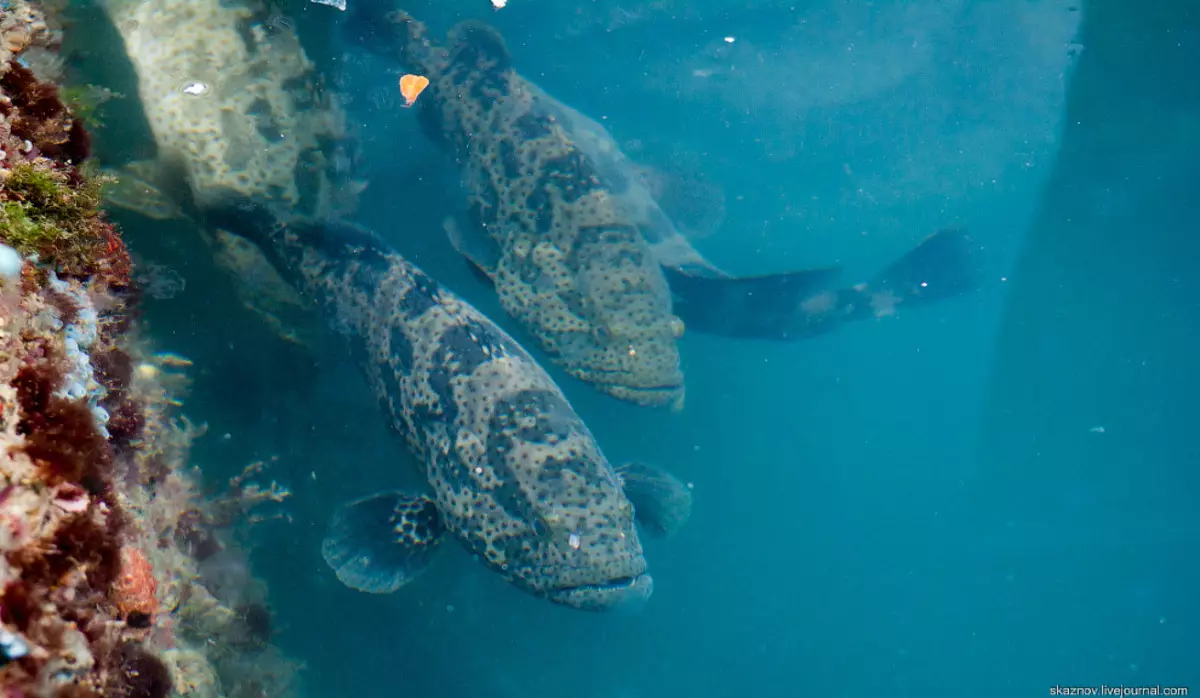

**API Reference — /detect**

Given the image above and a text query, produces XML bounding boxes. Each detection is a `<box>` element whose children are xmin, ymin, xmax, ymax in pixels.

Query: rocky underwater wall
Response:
<box><xmin>0</xmin><ymin>3</ymin><xmax>308</xmax><ymax>697</ymax></box>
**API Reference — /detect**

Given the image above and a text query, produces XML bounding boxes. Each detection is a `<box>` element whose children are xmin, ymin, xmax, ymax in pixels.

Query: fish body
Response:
<box><xmin>351</xmin><ymin>10</ymin><xmax>982</xmax><ymax>353</ymax></box>
<box><xmin>371</xmin><ymin>13</ymin><xmax>686</xmax><ymax>410</ymax></box>
<box><xmin>202</xmin><ymin>199</ymin><xmax>687</xmax><ymax>611</ymax></box>
<box><xmin>513</xmin><ymin>80</ymin><xmax>985</xmax><ymax>341</ymax></box>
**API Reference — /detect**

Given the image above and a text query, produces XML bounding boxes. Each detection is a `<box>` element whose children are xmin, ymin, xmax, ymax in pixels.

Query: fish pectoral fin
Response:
<box><xmin>443</xmin><ymin>214</ymin><xmax>499</xmax><ymax>286</ymax></box>
<box><xmin>321</xmin><ymin>491</ymin><xmax>445</xmax><ymax>594</ymax></box>
<box><xmin>867</xmin><ymin>227</ymin><xmax>981</xmax><ymax>307</ymax></box>
<box><xmin>616</xmin><ymin>462</ymin><xmax>693</xmax><ymax>539</ymax></box>
<box><xmin>662</xmin><ymin>265</ymin><xmax>844</xmax><ymax>340</ymax></box>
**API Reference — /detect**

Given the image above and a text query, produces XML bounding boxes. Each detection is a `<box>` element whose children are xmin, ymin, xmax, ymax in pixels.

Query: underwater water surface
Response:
<box><xmin>66</xmin><ymin>0</ymin><xmax>1200</xmax><ymax>696</ymax></box>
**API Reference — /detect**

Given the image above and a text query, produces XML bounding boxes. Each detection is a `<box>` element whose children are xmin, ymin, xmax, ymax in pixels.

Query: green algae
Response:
<box><xmin>0</xmin><ymin>161</ymin><xmax>116</xmax><ymax>275</ymax></box>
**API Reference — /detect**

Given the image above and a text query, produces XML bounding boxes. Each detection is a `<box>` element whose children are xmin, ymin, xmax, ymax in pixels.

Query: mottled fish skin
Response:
<box><xmin>207</xmin><ymin>203</ymin><xmax>652</xmax><ymax>611</ymax></box>
<box><xmin>384</xmin><ymin>13</ymin><xmax>686</xmax><ymax>410</ymax></box>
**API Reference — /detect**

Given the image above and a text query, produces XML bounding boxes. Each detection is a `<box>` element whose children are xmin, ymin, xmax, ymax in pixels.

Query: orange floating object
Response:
<box><xmin>399</xmin><ymin>73</ymin><xmax>430</xmax><ymax>108</ymax></box>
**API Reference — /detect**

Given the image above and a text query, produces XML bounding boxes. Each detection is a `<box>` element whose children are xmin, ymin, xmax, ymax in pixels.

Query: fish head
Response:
<box><xmin>495</xmin><ymin>222</ymin><xmax>686</xmax><ymax>410</ymax></box>
<box><xmin>445</xmin><ymin>387</ymin><xmax>653</xmax><ymax>611</ymax></box>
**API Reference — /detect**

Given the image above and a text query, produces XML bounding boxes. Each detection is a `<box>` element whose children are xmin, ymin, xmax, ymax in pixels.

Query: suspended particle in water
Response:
<box><xmin>369</xmin><ymin>86</ymin><xmax>395</xmax><ymax>111</ymax></box>
<box><xmin>181</xmin><ymin>81</ymin><xmax>209</xmax><ymax>96</ymax></box>
<box><xmin>491</xmin><ymin>0</ymin><xmax>507</xmax><ymax>8</ymax></box>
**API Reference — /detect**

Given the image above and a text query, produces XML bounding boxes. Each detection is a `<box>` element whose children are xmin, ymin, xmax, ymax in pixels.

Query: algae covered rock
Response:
<box><xmin>0</xmin><ymin>3</ymin><xmax>306</xmax><ymax>696</ymax></box>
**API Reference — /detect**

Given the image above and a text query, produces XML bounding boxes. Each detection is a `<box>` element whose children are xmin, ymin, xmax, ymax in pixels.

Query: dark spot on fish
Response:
<box><xmin>399</xmin><ymin>270</ymin><xmax>441</xmax><ymax>318</ymax></box>
<box><xmin>379</xmin><ymin>355</ymin><xmax>406</xmax><ymax>420</ymax></box>
<box><xmin>514</xmin><ymin>111</ymin><xmax>548</xmax><ymax>141</ymax></box>
<box><xmin>389</xmin><ymin>326</ymin><xmax>414</xmax><ymax>375</ymax></box>
<box><xmin>489</xmin><ymin>389</ymin><xmax>575</xmax><ymax>447</ymax></box>
<box><xmin>498</xmin><ymin>138</ymin><xmax>521</xmax><ymax>180</ymax></box>
<box><xmin>438</xmin><ymin>455</ymin><xmax>478</xmax><ymax>500</ymax></box>
<box><xmin>572</xmin><ymin>224</ymin><xmax>645</xmax><ymax>267</ymax></box>
<box><xmin>523</xmin><ymin>186</ymin><xmax>555</xmax><ymax>235</ymax></box>
<box><xmin>559</xmin><ymin>289</ymin><xmax>589</xmax><ymax>319</ymax></box>
<box><xmin>483</xmin><ymin>389</ymin><xmax>567</xmax><ymax>525</ymax></box>
<box><xmin>345</xmin><ymin>332</ymin><xmax>402</xmax><ymax>425</ymax></box>
<box><xmin>534</xmin><ymin>455</ymin><xmax>604</xmax><ymax>502</ymax></box>
<box><xmin>349</xmin><ymin>266</ymin><xmax>385</xmax><ymax>303</ymax></box>
<box><xmin>533</xmin><ymin>150</ymin><xmax>600</xmax><ymax>205</ymax></box>
<box><xmin>500</xmin><ymin>533</ymin><xmax>532</xmax><ymax>573</ymax></box>
<box><xmin>425</xmin><ymin>362</ymin><xmax>459</xmax><ymax>426</ymax></box>
<box><xmin>437</xmin><ymin>321</ymin><xmax>509</xmax><ymax>375</ymax></box>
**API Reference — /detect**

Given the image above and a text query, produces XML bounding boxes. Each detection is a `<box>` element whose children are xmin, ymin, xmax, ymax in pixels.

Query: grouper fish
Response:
<box><xmin>356</xmin><ymin>11</ymin><xmax>688</xmax><ymax>411</ymax></box>
<box><xmin>514</xmin><ymin>80</ymin><xmax>984</xmax><ymax>342</ymax></box>
<box><xmin>348</xmin><ymin>11</ymin><xmax>982</xmax><ymax>395</ymax></box>
<box><xmin>201</xmin><ymin>196</ymin><xmax>692</xmax><ymax>612</ymax></box>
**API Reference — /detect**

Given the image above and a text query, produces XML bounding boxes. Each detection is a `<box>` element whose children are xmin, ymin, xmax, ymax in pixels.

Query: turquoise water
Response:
<box><xmin>91</xmin><ymin>0</ymin><xmax>1198</xmax><ymax>696</ymax></box>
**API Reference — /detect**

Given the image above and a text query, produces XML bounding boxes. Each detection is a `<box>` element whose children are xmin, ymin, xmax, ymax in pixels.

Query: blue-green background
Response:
<box><xmin>82</xmin><ymin>0</ymin><xmax>1200</xmax><ymax>695</ymax></box>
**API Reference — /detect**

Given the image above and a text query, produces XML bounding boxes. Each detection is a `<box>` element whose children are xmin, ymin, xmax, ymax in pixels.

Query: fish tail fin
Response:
<box><xmin>805</xmin><ymin>227</ymin><xmax>982</xmax><ymax>334</ymax></box>
<box><xmin>343</xmin><ymin>4</ymin><xmax>446</xmax><ymax>77</ymax></box>
<box><xmin>666</xmin><ymin>228</ymin><xmax>982</xmax><ymax>341</ymax></box>
<box><xmin>616</xmin><ymin>462</ymin><xmax>694</xmax><ymax>538</ymax></box>
<box><xmin>866</xmin><ymin>227</ymin><xmax>981</xmax><ymax>308</ymax></box>
<box><xmin>199</xmin><ymin>191</ymin><xmax>286</xmax><ymax>252</ymax></box>
<box><xmin>202</xmin><ymin>189</ymin><xmax>394</xmax><ymax>268</ymax></box>
<box><xmin>321</xmin><ymin>491</ymin><xmax>445</xmax><ymax>594</ymax></box>
<box><xmin>664</xmin><ymin>266</ymin><xmax>844</xmax><ymax>340</ymax></box>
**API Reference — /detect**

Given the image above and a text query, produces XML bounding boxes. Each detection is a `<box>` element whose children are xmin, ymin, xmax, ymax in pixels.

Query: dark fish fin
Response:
<box><xmin>867</xmin><ymin>227</ymin><xmax>981</xmax><ymax>306</ymax></box>
<box><xmin>201</xmin><ymin>193</ymin><xmax>393</xmax><ymax>279</ymax></box>
<box><xmin>321</xmin><ymin>491</ymin><xmax>445</xmax><ymax>594</ymax></box>
<box><xmin>199</xmin><ymin>192</ymin><xmax>288</xmax><ymax>255</ymax></box>
<box><xmin>666</xmin><ymin>228</ymin><xmax>981</xmax><ymax>341</ymax></box>
<box><xmin>616</xmin><ymin>462</ymin><xmax>693</xmax><ymax>538</ymax></box>
<box><xmin>342</xmin><ymin>0</ymin><xmax>404</xmax><ymax>57</ymax></box>
<box><xmin>444</xmin><ymin>214</ymin><xmax>498</xmax><ymax>286</ymax></box>
<box><xmin>663</xmin><ymin>265</ymin><xmax>844</xmax><ymax>340</ymax></box>
<box><xmin>343</xmin><ymin>6</ymin><xmax>440</xmax><ymax>73</ymax></box>
<box><xmin>446</xmin><ymin>19</ymin><xmax>512</xmax><ymax>76</ymax></box>
<box><xmin>463</xmin><ymin>257</ymin><xmax>496</xmax><ymax>286</ymax></box>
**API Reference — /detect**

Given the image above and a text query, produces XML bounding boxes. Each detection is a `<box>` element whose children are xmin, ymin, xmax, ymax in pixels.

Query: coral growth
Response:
<box><xmin>0</xmin><ymin>4</ymin><xmax>307</xmax><ymax>696</ymax></box>
<box><xmin>113</xmin><ymin>546</ymin><xmax>158</xmax><ymax>623</ymax></box>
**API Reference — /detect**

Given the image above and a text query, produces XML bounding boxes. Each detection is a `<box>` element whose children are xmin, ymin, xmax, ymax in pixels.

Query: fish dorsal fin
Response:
<box><xmin>321</xmin><ymin>491</ymin><xmax>445</xmax><ymax>593</ymax></box>
<box><xmin>616</xmin><ymin>462</ymin><xmax>693</xmax><ymax>538</ymax></box>
<box><xmin>446</xmin><ymin>19</ymin><xmax>513</xmax><ymax>76</ymax></box>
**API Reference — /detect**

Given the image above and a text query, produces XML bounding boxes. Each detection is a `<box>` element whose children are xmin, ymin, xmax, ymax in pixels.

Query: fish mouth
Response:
<box><xmin>598</xmin><ymin>382</ymin><xmax>685</xmax><ymax>410</ymax></box>
<box><xmin>546</xmin><ymin>573</ymin><xmax>654</xmax><ymax>612</ymax></box>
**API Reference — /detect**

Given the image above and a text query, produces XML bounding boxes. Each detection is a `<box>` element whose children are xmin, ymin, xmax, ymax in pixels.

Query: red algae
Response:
<box><xmin>0</xmin><ymin>5</ymin><xmax>307</xmax><ymax>697</ymax></box>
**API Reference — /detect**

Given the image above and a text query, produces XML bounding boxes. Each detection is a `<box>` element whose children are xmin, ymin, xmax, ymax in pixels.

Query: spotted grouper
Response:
<box><xmin>202</xmin><ymin>197</ymin><xmax>690</xmax><ymax>612</ymax></box>
<box><xmin>349</xmin><ymin>10</ymin><xmax>983</xmax><ymax>389</ymax></box>
<box><xmin>356</xmin><ymin>11</ymin><xmax>687</xmax><ymax>410</ymax></box>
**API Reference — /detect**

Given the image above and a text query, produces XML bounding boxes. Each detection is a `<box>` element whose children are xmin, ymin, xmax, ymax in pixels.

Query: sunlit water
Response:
<box><xmin>72</xmin><ymin>0</ymin><xmax>1200</xmax><ymax>695</ymax></box>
